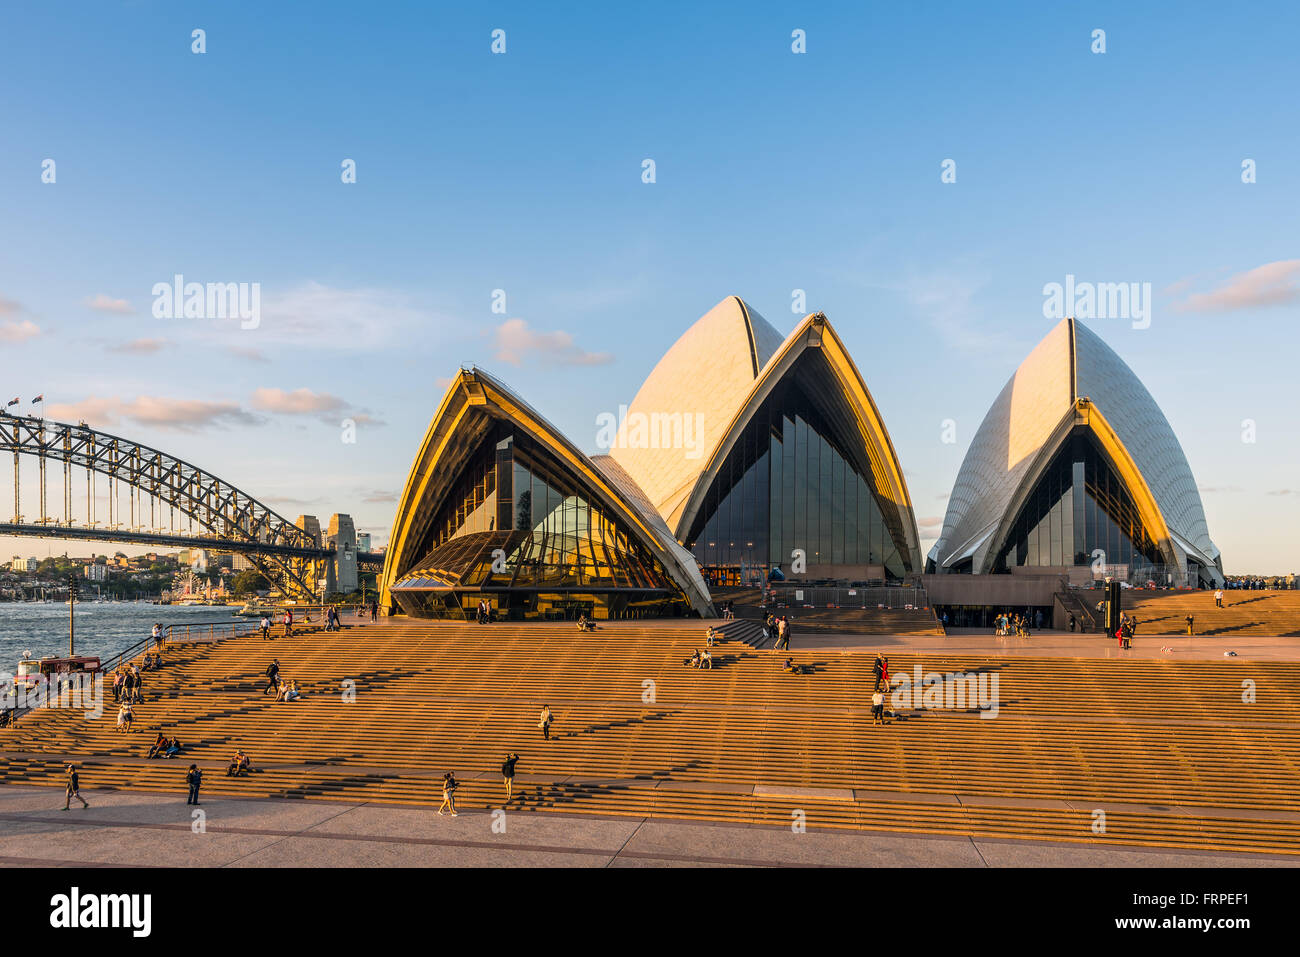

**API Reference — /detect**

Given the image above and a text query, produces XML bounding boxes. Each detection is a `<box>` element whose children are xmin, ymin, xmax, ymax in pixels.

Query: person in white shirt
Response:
<box><xmin>872</xmin><ymin>689</ymin><xmax>885</xmax><ymax>725</ymax></box>
<box><xmin>1214</xmin><ymin>589</ymin><xmax>1224</xmax><ymax>608</ymax></box>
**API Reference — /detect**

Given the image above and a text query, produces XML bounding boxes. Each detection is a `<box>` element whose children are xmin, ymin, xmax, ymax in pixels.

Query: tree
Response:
<box><xmin>231</xmin><ymin>569</ymin><xmax>270</xmax><ymax>596</ymax></box>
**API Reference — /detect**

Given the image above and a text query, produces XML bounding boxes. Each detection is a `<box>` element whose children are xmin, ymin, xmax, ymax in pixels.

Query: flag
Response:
<box><xmin>32</xmin><ymin>395</ymin><xmax>43</xmax><ymax>403</ymax></box>
<box><xmin>6</xmin><ymin>398</ymin><xmax>18</xmax><ymax>406</ymax></box>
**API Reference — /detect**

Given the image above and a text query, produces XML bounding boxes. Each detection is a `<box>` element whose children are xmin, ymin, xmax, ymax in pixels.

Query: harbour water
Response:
<box><xmin>0</xmin><ymin>603</ymin><xmax>242</xmax><ymax>671</ymax></box>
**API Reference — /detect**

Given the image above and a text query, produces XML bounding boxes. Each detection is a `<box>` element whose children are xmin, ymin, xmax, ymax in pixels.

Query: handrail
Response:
<box><xmin>1057</xmin><ymin>576</ymin><xmax>1097</xmax><ymax>632</ymax></box>
<box><xmin>104</xmin><ymin>618</ymin><xmax>260</xmax><ymax>673</ymax></box>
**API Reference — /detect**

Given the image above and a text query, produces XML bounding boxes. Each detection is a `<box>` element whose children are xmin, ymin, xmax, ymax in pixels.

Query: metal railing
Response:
<box><xmin>762</xmin><ymin>584</ymin><xmax>931</xmax><ymax>610</ymax></box>
<box><xmin>101</xmin><ymin>619</ymin><xmax>260</xmax><ymax>673</ymax></box>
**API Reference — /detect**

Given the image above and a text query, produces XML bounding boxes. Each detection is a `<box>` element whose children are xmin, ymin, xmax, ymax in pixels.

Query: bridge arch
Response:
<box><xmin>0</xmin><ymin>410</ymin><xmax>327</xmax><ymax>599</ymax></box>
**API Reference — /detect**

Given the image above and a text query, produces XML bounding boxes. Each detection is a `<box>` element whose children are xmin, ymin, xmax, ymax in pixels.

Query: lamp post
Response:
<box><xmin>67</xmin><ymin>573</ymin><xmax>79</xmax><ymax>656</ymax></box>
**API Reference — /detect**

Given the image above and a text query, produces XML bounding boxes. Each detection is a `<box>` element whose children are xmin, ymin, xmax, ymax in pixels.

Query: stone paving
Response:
<box><xmin>789</xmin><ymin>630</ymin><xmax>1300</xmax><ymax>662</ymax></box>
<box><xmin>0</xmin><ymin>785</ymin><xmax>1294</xmax><ymax>868</ymax></box>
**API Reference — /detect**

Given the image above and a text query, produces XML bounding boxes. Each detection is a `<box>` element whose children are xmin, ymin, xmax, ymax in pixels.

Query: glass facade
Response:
<box><xmin>684</xmin><ymin>379</ymin><xmax>909</xmax><ymax>581</ymax></box>
<box><xmin>992</xmin><ymin>431</ymin><xmax>1163</xmax><ymax>573</ymax></box>
<box><xmin>391</xmin><ymin>425</ymin><xmax>689</xmax><ymax>620</ymax></box>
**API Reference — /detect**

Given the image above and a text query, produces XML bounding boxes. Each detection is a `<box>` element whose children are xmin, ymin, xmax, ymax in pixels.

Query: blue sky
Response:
<box><xmin>1</xmin><ymin>1</ymin><xmax>1297</xmax><ymax>571</ymax></box>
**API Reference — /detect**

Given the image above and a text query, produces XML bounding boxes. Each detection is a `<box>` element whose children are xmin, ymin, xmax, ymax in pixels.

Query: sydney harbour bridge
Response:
<box><xmin>0</xmin><ymin>410</ymin><xmax>383</xmax><ymax>600</ymax></box>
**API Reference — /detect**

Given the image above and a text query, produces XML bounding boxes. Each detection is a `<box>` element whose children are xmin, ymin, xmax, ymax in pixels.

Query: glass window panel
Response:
<box><xmin>794</xmin><ymin>415</ymin><xmax>808</xmax><ymax>561</ymax></box>
<box><xmin>769</xmin><ymin>428</ymin><xmax>783</xmax><ymax>565</ymax></box>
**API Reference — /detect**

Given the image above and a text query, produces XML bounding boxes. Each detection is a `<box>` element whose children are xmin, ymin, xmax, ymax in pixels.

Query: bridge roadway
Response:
<box><xmin>0</xmin><ymin>522</ymin><xmax>383</xmax><ymax>566</ymax></box>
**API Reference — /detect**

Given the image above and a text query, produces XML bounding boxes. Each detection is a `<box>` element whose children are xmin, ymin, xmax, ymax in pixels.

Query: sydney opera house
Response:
<box><xmin>927</xmin><ymin>317</ymin><xmax>1224</xmax><ymax>589</ymax></box>
<box><xmin>379</xmin><ymin>297</ymin><xmax>921</xmax><ymax>620</ymax></box>
<box><xmin>379</xmin><ymin>300</ymin><xmax>1221</xmax><ymax>620</ymax></box>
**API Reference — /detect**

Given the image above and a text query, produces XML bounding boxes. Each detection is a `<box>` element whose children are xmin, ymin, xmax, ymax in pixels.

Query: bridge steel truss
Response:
<box><xmin>0</xmin><ymin>411</ymin><xmax>329</xmax><ymax>599</ymax></box>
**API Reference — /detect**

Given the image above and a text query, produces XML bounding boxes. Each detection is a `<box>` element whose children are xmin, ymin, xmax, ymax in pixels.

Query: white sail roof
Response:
<box><xmin>931</xmin><ymin>318</ymin><xmax>1220</xmax><ymax>576</ymax></box>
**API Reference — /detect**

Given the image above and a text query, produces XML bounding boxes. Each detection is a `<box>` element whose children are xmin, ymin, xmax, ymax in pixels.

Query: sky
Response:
<box><xmin>1</xmin><ymin>1</ymin><xmax>1297</xmax><ymax>572</ymax></box>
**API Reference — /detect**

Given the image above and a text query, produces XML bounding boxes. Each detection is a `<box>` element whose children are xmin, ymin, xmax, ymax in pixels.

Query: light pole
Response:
<box><xmin>67</xmin><ymin>573</ymin><xmax>79</xmax><ymax>657</ymax></box>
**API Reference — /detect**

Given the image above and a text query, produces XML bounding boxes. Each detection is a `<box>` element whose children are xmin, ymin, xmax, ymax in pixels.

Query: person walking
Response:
<box><xmin>63</xmin><ymin>764</ymin><xmax>89</xmax><ymax>810</ymax></box>
<box><xmin>871</xmin><ymin>688</ymin><xmax>885</xmax><ymax>726</ymax></box>
<box><xmin>186</xmin><ymin>764</ymin><xmax>202</xmax><ymax>805</ymax></box>
<box><xmin>283</xmin><ymin>608</ymin><xmax>293</xmax><ymax>638</ymax></box>
<box><xmin>502</xmin><ymin>752</ymin><xmax>520</xmax><ymax>802</ymax></box>
<box><xmin>264</xmin><ymin>658</ymin><xmax>281</xmax><ymax>695</ymax></box>
<box><xmin>260</xmin><ymin>615</ymin><xmax>271</xmax><ymax>640</ymax></box>
<box><xmin>538</xmin><ymin>705</ymin><xmax>553</xmax><ymax>741</ymax></box>
<box><xmin>1186</xmin><ymin>615</ymin><xmax>1195</xmax><ymax>637</ymax></box>
<box><xmin>1214</xmin><ymin>588</ymin><xmax>1224</xmax><ymax>608</ymax></box>
<box><xmin>437</xmin><ymin>771</ymin><xmax>459</xmax><ymax>816</ymax></box>
<box><xmin>1068</xmin><ymin>614</ymin><xmax>1076</xmax><ymax>633</ymax></box>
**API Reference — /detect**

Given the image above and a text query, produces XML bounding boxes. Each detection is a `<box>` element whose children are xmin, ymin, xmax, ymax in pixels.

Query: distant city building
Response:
<box><xmin>84</xmin><ymin>564</ymin><xmax>108</xmax><ymax>582</ymax></box>
<box><xmin>357</xmin><ymin>532</ymin><xmax>372</xmax><ymax>552</ymax></box>
<box><xmin>232</xmin><ymin>553</ymin><xmax>255</xmax><ymax>572</ymax></box>
<box><xmin>9</xmin><ymin>556</ymin><xmax>37</xmax><ymax>573</ymax></box>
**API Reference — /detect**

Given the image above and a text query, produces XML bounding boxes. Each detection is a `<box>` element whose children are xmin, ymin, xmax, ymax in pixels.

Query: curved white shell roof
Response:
<box><xmin>610</xmin><ymin>296</ymin><xmax>783</xmax><ymax>526</ymax></box>
<box><xmin>931</xmin><ymin>318</ymin><xmax>1220</xmax><ymax>575</ymax></box>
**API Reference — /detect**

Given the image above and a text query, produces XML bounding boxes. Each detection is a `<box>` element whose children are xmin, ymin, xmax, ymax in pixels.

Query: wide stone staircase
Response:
<box><xmin>713</xmin><ymin>586</ymin><xmax>945</xmax><ymax>637</ymax></box>
<box><xmin>3</xmin><ymin>618</ymin><xmax>1299</xmax><ymax>855</ymax></box>
<box><xmin>1121</xmin><ymin>589</ymin><xmax>1300</xmax><ymax>637</ymax></box>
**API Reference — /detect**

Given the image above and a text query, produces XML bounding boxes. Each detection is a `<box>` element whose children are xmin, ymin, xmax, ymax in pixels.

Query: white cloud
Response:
<box><xmin>86</xmin><ymin>293</ymin><xmax>133</xmax><ymax>314</ymax></box>
<box><xmin>46</xmin><ymin>396</ymin><xmax>263</xmax><ymax>431</ymax></box>
<box><xmin>250</xmin><ymin>387</ymin><xmax>346</xmax><ymax>415</ymax></box>
<box><xmin>250</xmin><ymin>281</ymin><xmax>448</xmax><ymax>350</ymax></box>
<box><xmin>249</xmin><ymin>387</ymin><xmax>386</xmax><ymax>428</ymax></box>
<box><xmin>1175</xmin><ymin>260</ymin><xmax>1300</xmax><ymax>313</ymax></box>
<box><xmin>0</xmin><ymin>319</ymin><xmax>40</xmax><ymax>343</ymax></box>
<box><xmin>109</xmin><ymin>337</ymin><xmax>168</xmax><ymax>355</ymax></box>
<box><xmin>493</xmin><ymin>318</ymin><xmax>613</xmax><ymax>366</ymax></box>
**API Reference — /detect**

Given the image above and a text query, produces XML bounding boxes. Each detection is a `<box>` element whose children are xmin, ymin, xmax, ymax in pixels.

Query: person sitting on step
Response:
<box><xmin>147</xmin><ymin>732</ymin><xmax>167</xmax><ymax>758</ymax></box>
<box><xmin>699</xmin><ymin>648</ymin><xmax>713</xmax><ymax>670</ymax></box>
<box><xmin>227</xmin><ymin>749</ymin><xmax>252</xmax><ymax>776</ymax></box>
<box><xmin>283</xmin><ymin>680</ymin><xmax>301</xmax><ymax>702</ymax></box>
<box><xmin>163</xmin><ymin>736</ymin><xmax>182</xmax><ymax>758</ymax></box>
